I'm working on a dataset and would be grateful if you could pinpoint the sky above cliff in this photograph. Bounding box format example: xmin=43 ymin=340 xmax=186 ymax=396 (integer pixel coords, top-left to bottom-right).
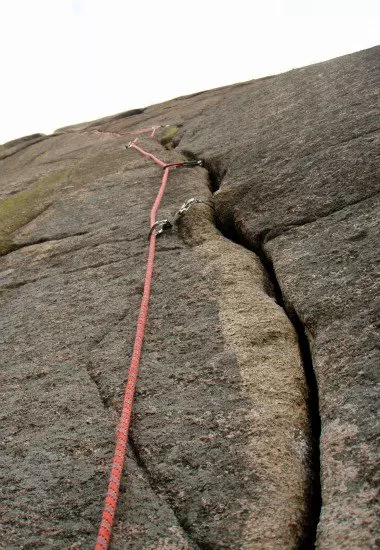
xmin=1 ymin=0 xmax=379 ymax=144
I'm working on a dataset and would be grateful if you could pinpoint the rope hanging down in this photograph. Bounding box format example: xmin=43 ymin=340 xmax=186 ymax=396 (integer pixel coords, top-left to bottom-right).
xmin=95 ymin=136 xmax=200 ymax=550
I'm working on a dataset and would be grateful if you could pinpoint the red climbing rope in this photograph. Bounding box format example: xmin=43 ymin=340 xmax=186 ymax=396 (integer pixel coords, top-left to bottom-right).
xmin=128 ymin=138 xmax=167 ymax=167
xmin=91 ymin=126 xmax=161 ymax=138
xmin=150 ymin=126 xmax=159 ymax=138
xmin=95 ymin=139 xmax=172 ymax=550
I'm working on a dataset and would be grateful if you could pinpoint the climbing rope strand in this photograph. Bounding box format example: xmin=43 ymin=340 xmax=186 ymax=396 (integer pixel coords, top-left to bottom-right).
xmin=128 ymin=141 xmax=167 ymax=167
xmin=151 ymin=168 xmax=170 ymax=224
xmin=95 ymin=152 xmax=170 ymax=550
xmin=92 ymin=126 xmax=160 ymax=138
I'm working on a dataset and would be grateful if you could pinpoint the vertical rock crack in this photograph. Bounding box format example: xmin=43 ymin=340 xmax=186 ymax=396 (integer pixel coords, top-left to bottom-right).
xmin=179 ymin=149 xmax=322 ymax=548
xmin=129 ymin=435 xmax=204 ymax=549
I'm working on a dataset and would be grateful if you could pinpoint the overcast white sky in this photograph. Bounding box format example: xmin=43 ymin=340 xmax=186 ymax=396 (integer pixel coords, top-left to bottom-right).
xmin=0 ymin=0 xmax=379 ymax=144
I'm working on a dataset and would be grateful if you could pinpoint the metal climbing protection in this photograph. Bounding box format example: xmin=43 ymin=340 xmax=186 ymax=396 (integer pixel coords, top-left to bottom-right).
xmin=95 ymin=133 xmax=202 ymax=550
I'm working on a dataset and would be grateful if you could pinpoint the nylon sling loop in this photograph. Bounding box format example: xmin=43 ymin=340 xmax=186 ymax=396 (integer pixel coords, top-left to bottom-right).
xmin=95 ymin=140 xmax=171 ymax=550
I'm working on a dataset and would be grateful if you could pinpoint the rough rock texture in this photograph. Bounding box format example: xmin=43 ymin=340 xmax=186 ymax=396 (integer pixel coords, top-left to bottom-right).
xmin=1 ymin=46 xmax=379 ymax=548
xmin=178 ymin=46 xmax=380 ymax=548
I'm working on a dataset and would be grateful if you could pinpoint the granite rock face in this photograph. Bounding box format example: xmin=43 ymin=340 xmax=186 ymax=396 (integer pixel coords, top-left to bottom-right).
xmin=179 ymin=45 xmax=380 ymax=548
xmin=1 ymin=46 xmax=379 ymax=548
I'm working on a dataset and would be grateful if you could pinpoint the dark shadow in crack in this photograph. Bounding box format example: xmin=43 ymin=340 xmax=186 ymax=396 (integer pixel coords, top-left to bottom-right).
xmin=179 ymin=149 xmax=322 ymax=548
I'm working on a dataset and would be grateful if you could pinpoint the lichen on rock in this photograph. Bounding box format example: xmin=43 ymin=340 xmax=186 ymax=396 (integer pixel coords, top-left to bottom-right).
xmin=0 ymin=46 xmax=379 ymax=549
xmin=0 ymin=170 xmax=67 ymax=255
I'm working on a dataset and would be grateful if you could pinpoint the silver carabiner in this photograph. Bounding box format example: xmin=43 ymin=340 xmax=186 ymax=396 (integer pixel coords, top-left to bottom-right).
xmin=178 ymin=198 xmax=201 ymax=216
xmin=148 ymin=219 xmax=172 ymax=239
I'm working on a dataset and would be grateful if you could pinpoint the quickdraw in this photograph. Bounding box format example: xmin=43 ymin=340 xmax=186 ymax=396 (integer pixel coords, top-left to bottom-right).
xmin=95 ymin=134 xmax=207 ymax=550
